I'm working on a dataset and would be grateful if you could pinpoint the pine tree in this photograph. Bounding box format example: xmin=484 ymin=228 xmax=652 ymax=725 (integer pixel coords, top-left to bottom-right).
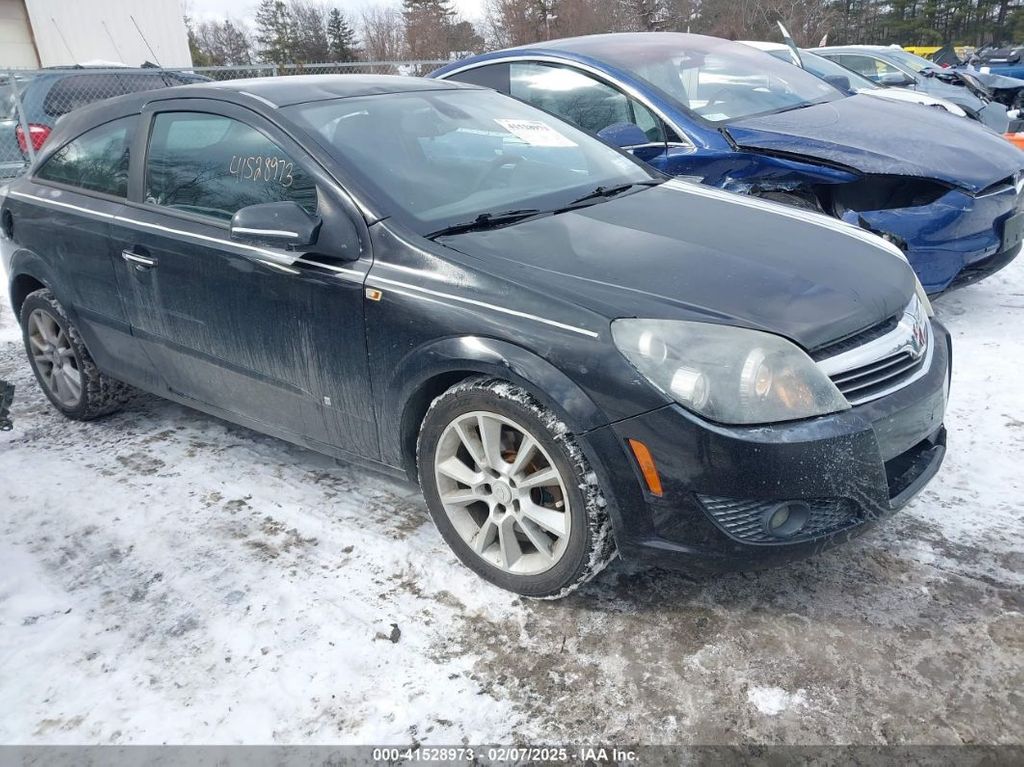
xmin=254 ymin=0 xmax=295 ymax=66
xmin=327 ymin=8 xmax=360 ymax=62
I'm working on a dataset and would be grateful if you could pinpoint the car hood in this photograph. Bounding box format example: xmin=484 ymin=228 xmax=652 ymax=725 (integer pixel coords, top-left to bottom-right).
xmin=439 ymin=181 xmax=915 ymax=352
xmin=725 ymin=94 xmax=1021 ymax=193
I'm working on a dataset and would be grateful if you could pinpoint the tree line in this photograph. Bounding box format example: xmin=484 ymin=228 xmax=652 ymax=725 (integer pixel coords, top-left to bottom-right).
xmin=185 ymin=0 xmax=1024 ymax=68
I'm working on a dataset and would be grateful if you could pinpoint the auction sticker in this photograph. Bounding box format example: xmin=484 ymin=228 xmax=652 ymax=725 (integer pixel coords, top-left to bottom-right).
xmin=495 ymin=119 xmax=577 ymax=147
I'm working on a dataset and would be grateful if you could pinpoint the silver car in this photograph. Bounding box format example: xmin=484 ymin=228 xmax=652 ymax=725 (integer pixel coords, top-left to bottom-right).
xmin=813 ymin=45 xmax=1010 ymax=132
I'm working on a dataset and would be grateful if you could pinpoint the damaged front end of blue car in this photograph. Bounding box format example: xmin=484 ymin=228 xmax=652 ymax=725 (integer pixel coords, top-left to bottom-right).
xmin=696 ymin=97 xmax=1024 ymax=294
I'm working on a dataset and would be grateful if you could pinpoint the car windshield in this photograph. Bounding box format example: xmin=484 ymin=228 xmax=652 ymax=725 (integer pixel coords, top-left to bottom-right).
xmin=284 ymin=88 xmax=655 ymax=235
xmin=592 ymin=37 xmax=842 ymax=123
xmin=796 ymin=50 xmax=880 ymax=92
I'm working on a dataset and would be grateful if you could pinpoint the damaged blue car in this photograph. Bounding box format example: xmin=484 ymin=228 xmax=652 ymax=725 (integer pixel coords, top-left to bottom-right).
xmin=432 ymin=33 xmax=1024 ymax=294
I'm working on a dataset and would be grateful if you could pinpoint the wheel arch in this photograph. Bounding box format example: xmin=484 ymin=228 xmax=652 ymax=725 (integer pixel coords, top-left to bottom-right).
xmin=6 ymin=250 xmax=58 ymax=320
xmin=385 ymin=336 xmax=609 ymax=482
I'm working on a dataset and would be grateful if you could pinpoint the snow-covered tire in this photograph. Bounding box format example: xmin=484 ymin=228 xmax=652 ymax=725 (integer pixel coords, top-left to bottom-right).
xmin=418 ymin=377 xmax=616 ymax=599
xmin=20 ymin=288 xmax=132 ymax=421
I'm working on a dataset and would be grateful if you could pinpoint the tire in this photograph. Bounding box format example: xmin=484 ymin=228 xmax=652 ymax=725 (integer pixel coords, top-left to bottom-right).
xmin=20 ymin=288 xmax=131 ymax=420
xmin=418 ymin=377 xmax=616 ymax=599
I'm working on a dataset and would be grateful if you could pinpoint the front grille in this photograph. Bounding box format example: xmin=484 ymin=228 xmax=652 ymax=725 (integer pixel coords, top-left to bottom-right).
xmin=816 ymin=296 xmax=931 ymax=406
xmin=810 ymin=315 xmax=899 ymax=361
xmin=697 ymin=495 xmax=861 ymax=544
xmin=829 ymin=349 xmax=926 ymax=404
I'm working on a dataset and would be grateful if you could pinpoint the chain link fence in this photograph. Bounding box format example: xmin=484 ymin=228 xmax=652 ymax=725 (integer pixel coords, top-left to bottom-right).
xmin=0 ymin=60 xmax=451 ymax=181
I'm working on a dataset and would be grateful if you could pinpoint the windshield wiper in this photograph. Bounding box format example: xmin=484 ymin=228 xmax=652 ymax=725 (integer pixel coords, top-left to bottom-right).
xmin=558 ymin=180 xmax=662 ymax=211
xmin=426 ymin=209 xmax=543 ymax=239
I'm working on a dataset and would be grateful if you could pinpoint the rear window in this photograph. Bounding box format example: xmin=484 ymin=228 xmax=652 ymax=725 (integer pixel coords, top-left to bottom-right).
xmin=43 ymin=74 xmax=123 ymax=117
xmin=35 ymin=116 xmax=134 ymax=197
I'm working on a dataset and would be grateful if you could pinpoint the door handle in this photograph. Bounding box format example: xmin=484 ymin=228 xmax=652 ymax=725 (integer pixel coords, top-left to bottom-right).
xmin=122 ymin=250 xmax=157 ymax=270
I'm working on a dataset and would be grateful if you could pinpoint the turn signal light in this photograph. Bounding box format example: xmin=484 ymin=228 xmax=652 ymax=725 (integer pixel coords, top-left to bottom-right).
xmin=627 ymin=439 xmax=663 ymax=497
xmin=15 ymin=123 xmax=51 ymax=153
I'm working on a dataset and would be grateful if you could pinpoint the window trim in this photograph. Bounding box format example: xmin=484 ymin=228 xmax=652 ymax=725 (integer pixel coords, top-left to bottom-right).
xmin=439 ymin=55 xmax=697 ymax=150
xmin=31 ymin=114 xmax=136 ymax=202
xmin=137 ymin=104 xmax=322 ymax=227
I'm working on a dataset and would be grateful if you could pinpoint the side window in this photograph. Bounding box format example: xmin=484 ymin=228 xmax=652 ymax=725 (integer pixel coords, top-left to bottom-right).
xmin=145 ymin=112 xmax=318 ymax=221
xmin=838 ymin=55 xmax=902 ymax=82
xmin=117 ymin=73 xmax=168 ymax=95
xmin=44 ymin=75 xmax=124 ymax=117
xmin=510 ymin=62 xmax=666 ymax=142
xmin=446 ymin=64 xmax=510 ymax=93
xmin=36 ymin=116 xmax=134 ymax=197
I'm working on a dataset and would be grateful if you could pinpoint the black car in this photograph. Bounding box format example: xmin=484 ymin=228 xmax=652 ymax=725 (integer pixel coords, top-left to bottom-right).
xmin=0 ymin=76 xmax=950 ymax=598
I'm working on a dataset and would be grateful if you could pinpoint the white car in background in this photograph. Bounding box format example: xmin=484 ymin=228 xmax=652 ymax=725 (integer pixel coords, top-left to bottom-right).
xmin=741 ymin=41 xmax=968 ymax=117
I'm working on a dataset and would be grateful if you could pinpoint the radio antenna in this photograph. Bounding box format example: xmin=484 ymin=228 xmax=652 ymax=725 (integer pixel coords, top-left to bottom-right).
xmin=130 ymin=15 xmax=161 ymax=67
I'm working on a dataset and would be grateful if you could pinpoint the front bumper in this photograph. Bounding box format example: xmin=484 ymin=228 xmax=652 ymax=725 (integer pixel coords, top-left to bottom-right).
xmin=849 ymin=187 xmax=1021 ymax=294
xmin=583 ymin=321 xmax=951 ymax=573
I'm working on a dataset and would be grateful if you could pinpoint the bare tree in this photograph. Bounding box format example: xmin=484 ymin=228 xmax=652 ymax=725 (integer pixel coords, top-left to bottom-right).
xmin=190 ymin=18 xmax=254 ymax=65
xmin=290 ymin=1 xmax=332 ymax=63
xmin=361 ymin=6 xmax=406 ymax=61
xmin=485 ymin=0 xmax=560 ymax=48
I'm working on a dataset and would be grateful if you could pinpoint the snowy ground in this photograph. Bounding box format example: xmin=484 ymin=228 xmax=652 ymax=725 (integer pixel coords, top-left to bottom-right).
xmin=0 ymin=261 xmax=1022 ymax=746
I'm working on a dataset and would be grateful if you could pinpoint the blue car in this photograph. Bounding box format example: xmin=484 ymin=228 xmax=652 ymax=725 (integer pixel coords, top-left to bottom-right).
xmin=971 ymin=45 xmax=1024 ymax=80
xmin=432 ymin=33 xmax=1024 ymax=294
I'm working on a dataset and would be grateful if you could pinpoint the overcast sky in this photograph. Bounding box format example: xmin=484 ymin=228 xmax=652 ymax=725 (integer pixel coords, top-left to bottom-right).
xmin=184 ymin=0 xmax=484 ymax=25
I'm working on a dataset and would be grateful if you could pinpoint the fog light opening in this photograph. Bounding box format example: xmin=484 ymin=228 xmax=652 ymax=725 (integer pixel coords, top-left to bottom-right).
xmin=762 ymin=502 xmax=811 ymax=539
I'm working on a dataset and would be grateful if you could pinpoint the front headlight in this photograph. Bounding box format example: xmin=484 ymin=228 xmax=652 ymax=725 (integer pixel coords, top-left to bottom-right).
xmin=612 ymin=319 xmax=850 ymax=424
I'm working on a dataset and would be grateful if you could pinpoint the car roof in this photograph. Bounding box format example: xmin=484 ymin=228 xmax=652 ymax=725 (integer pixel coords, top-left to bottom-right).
xmin=55 ymin=73 xmax=479 ymax=131
xmin=164 ymin=74 xmax=476 ymax=108
xmin=517 ymin=31 xmax=753 ymax=59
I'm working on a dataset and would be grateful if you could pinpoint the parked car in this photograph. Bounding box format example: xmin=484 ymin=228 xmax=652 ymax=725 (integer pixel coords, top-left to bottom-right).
xmin=741 ymin=41 xmax=969 ymax=117
xmin=3 ymin=66 xmax=208 ymax=165
xmin=432 ymin=33 xmax=1024 ymax=294
xmin=2 ymin=76 xmax=950 ymax=597
xmin=0 ymin=74 xmax=32 ymax=179
xmin=811 ymin=45 xmax=1012 ymax=132
xmin=969 ymin=45 xmax=1024 ymax=80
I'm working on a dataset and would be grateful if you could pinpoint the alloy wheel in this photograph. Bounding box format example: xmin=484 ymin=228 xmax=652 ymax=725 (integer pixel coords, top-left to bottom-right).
xmin=433 ymin=411 xmax=572 ymax=575
xmin=27 ymin=309 xmax=83 ymax=408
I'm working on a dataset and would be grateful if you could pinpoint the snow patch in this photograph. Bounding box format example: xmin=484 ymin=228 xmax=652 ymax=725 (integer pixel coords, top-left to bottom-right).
xmin=747 ymin=686 xmax=808 ymax=716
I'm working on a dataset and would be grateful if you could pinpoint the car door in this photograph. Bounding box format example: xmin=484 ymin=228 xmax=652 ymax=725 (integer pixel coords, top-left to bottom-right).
xmin=505 ymin=62 xmax=677 ymax=162
xmin=453 ymin=61 xmax=715 ymax=175
xmin=110 ymin=99 xmax=378 ymax=458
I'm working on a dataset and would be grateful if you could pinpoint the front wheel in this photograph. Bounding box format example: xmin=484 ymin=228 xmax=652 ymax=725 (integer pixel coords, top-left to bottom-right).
xmin=418 ymin=378 xmax=616 ymax=598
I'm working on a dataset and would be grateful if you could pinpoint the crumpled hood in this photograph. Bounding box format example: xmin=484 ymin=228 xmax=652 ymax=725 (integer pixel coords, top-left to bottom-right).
xmin=440 ymin=182 xmax=915 ymax=352
xmin=725 ymin=94 xmax=1023 ymax=194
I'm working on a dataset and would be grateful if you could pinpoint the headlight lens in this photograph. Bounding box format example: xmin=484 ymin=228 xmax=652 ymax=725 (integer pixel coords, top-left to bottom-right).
xmin=612 ymin=319 xmax=850 ymax=424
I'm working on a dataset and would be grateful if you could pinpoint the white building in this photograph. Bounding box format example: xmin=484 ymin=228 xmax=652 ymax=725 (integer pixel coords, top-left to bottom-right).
xmin=0 ymin=0 xmax=192 ymax=69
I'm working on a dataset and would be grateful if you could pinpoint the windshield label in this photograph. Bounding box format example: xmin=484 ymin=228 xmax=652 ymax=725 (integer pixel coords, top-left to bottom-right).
xmin=494 ymin=119 xmax=577 ymax=147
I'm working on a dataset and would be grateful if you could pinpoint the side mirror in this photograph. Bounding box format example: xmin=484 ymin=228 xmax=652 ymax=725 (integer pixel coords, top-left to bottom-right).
xmin=824 ymin=74 xmax=852 ymax=93
xmin=597 ymin=122 xmax=650 ymax=149
xmin=879 ymin=71 xmax=914 ymax=87
xmin=230 ymin=201 xmax=322 ymax=250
